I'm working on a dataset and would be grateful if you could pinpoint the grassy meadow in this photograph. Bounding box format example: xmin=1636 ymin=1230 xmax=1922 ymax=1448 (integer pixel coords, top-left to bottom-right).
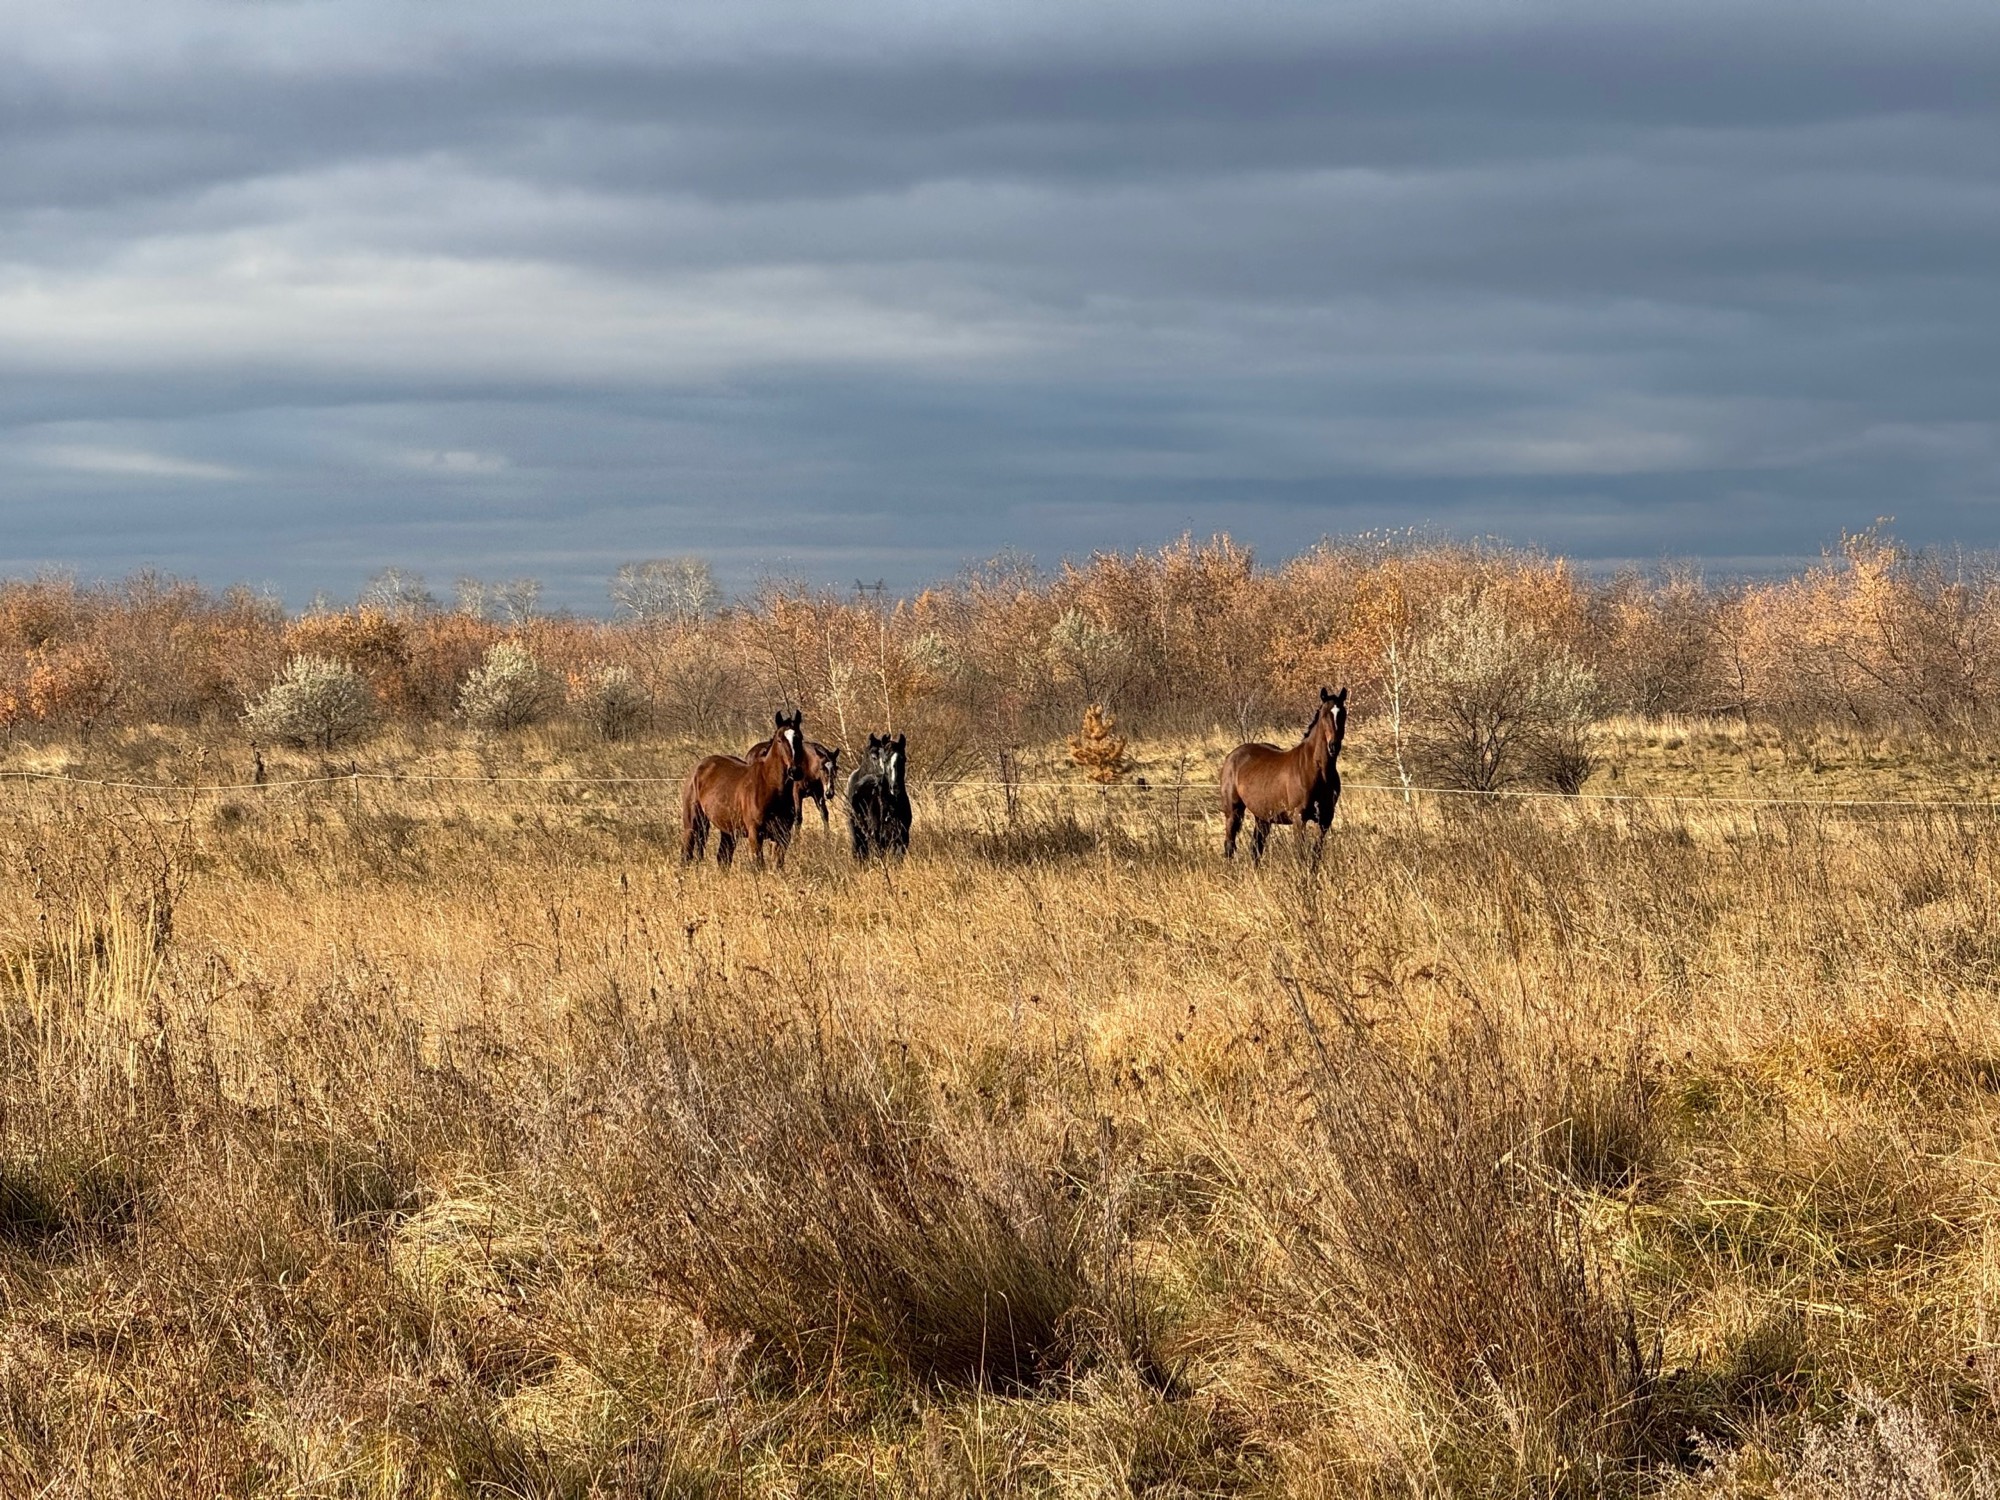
xmin=1 ymin=718 xmax=1998 ymax=1497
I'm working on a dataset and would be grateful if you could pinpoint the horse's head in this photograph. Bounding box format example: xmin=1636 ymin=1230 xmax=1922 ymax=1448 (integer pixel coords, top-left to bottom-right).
xmin=816 ymin=744 xmax=841 ymax=784
xmin=773 ymin=709 xmax=805 ymax=783
xmin=886 ymin=733 xmax=907 ymax=795
xmin=1312 ymin=686 xmax=1348 ymax=761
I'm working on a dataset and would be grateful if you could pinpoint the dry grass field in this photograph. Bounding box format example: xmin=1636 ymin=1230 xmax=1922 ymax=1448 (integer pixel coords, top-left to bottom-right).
xmin=2 ymin=720 xmax=1999 ymax=1497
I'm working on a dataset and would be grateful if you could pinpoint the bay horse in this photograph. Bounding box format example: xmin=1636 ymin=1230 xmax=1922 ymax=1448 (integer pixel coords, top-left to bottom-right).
xmin=681 ymin=709 xmax=806 ymax=868
xmin=793 ymin=740 xmax=843 ymax=828
xmin=1220 ymin=686 xmax=1347 ymax=865
xmin=846 ymin=732 xmax=912 ymax=861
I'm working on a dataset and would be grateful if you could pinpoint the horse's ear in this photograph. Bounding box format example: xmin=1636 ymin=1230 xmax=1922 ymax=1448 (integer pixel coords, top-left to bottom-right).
xmin=774 ymin=711 xmax=786 ymax=727
xmin=1320 ymin=686 xmax=1334 ymax=704
xmin=892 ymin=733 xmax=906 ymax=750
xmin=1335 ymin=686 xmax=1348 ymax=706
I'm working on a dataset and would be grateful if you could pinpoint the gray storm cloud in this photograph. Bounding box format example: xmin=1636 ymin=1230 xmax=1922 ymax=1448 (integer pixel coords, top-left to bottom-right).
xmin=1 ymin=0 xmax=1996 ymax=605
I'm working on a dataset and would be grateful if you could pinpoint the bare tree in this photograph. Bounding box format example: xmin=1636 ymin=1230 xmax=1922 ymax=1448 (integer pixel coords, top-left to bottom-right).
xmin=491 ymin=577 xmax=542 ymax=625
xmin=456 ymin=577 xmax=542 ymax=624
xmin=610 ymin=557 xmax=719 ymax=627
xmin=453 ymin=577 xmax=492 ymax=620
xmin=357 ymin=568 xmax=436 ymax=617
xmin=1382 ymin=626 xmax=1416 ymax=805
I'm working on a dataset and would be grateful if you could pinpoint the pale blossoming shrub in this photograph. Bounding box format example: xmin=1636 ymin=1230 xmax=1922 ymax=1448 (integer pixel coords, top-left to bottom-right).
xmin=458 ymin=642 xmax=562 ymax=732
xmin=1047 ymin=608 xmax=1128 ymax=705
xmin=1402 ymin=591 xmax=1601 ymax=793
xmin=243 ymin=654 xmax=376 ymax=751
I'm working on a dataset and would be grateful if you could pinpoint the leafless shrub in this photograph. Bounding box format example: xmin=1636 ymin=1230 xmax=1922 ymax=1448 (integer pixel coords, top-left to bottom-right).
xmin=1595 ymin=565 xmax=1722 ymax=717
xmin=640 ymin=628 xmax=748 ymax=740
xmin=571 ymin=664 xmax=650 ymax=741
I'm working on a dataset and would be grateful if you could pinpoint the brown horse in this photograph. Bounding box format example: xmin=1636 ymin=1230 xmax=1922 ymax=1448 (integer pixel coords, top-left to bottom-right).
xmin=1220 ymin=686 xmax=1347 ymax=864
xmin=793 ymin=740 xmax=842 ymax=827
xmin=681 ymin=710 xmax=806 ymax=868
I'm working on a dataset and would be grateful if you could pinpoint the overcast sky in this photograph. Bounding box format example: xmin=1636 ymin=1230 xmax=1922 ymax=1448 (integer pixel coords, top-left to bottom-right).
xmin=4 ymin=1 xmax=1997 ymax=609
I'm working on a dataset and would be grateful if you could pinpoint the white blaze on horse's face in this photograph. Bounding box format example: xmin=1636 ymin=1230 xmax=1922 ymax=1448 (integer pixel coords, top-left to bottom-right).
xmin=1311 ymin=701 xmax=1340 ymax=756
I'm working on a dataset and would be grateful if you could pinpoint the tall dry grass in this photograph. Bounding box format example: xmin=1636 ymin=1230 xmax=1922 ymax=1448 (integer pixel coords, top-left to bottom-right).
xmin=0 ymin=723 xmax=1996 ymax=1495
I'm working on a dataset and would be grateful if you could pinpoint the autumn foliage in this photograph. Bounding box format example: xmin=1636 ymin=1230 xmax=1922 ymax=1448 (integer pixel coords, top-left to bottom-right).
xmin=0 ymin=529 xmax=1995 ymax=755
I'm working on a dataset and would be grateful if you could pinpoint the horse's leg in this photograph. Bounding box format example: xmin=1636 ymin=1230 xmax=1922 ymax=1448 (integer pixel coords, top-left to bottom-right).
xmin=716 ymin=831 xmax=735 ymax=867
xmin=683 ymin=809 xmax=708 ymax=863
xmin=817 ymin=790 xmax=830 ymax=829
xmin=1249 ymin=819 xmax=1270 ymax=865
xmin=1222 ymin=798 xmax=1244 ymax=859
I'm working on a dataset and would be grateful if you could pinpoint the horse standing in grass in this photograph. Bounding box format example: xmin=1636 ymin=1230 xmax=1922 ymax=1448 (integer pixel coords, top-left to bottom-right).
xmin=846 ymin=732 xmax=912 ymax=861
xmin=682 ymin=710 xmax=806 ymax=868
xmin=1220 ymin=686 xmax=1347 ymax=864
xmin=793 ymin=740 xmax=843 ymax=828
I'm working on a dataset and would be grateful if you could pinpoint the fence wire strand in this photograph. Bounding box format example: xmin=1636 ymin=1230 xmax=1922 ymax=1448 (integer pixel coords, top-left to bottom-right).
xmin=0 ymin=765 xmax=1991 ymax=813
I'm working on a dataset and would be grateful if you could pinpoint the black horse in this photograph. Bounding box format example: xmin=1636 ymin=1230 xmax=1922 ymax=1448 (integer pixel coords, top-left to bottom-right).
xmin=846 ymin=732 xmax=912 ymax=861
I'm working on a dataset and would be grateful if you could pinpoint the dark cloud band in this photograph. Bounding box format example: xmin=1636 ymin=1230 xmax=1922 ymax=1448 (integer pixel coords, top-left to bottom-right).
xmin=2 ymin=0 xmax=1996 ymax=606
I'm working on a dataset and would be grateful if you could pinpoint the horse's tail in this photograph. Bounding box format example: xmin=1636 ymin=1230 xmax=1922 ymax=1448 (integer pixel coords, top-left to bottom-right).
xmin=680 ymin=767 xmax=709 ymax=859
xmin=1217 ymin=750 xmax=1240 ymax=813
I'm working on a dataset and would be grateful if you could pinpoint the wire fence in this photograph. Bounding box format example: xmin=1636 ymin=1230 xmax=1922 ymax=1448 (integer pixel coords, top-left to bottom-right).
xmin=0 ymin=765 xmax=1993 ymax=814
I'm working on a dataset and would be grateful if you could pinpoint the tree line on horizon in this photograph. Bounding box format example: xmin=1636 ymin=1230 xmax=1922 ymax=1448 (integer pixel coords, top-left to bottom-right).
xmin=0 ymin=529 xmax=1992 ymax=787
